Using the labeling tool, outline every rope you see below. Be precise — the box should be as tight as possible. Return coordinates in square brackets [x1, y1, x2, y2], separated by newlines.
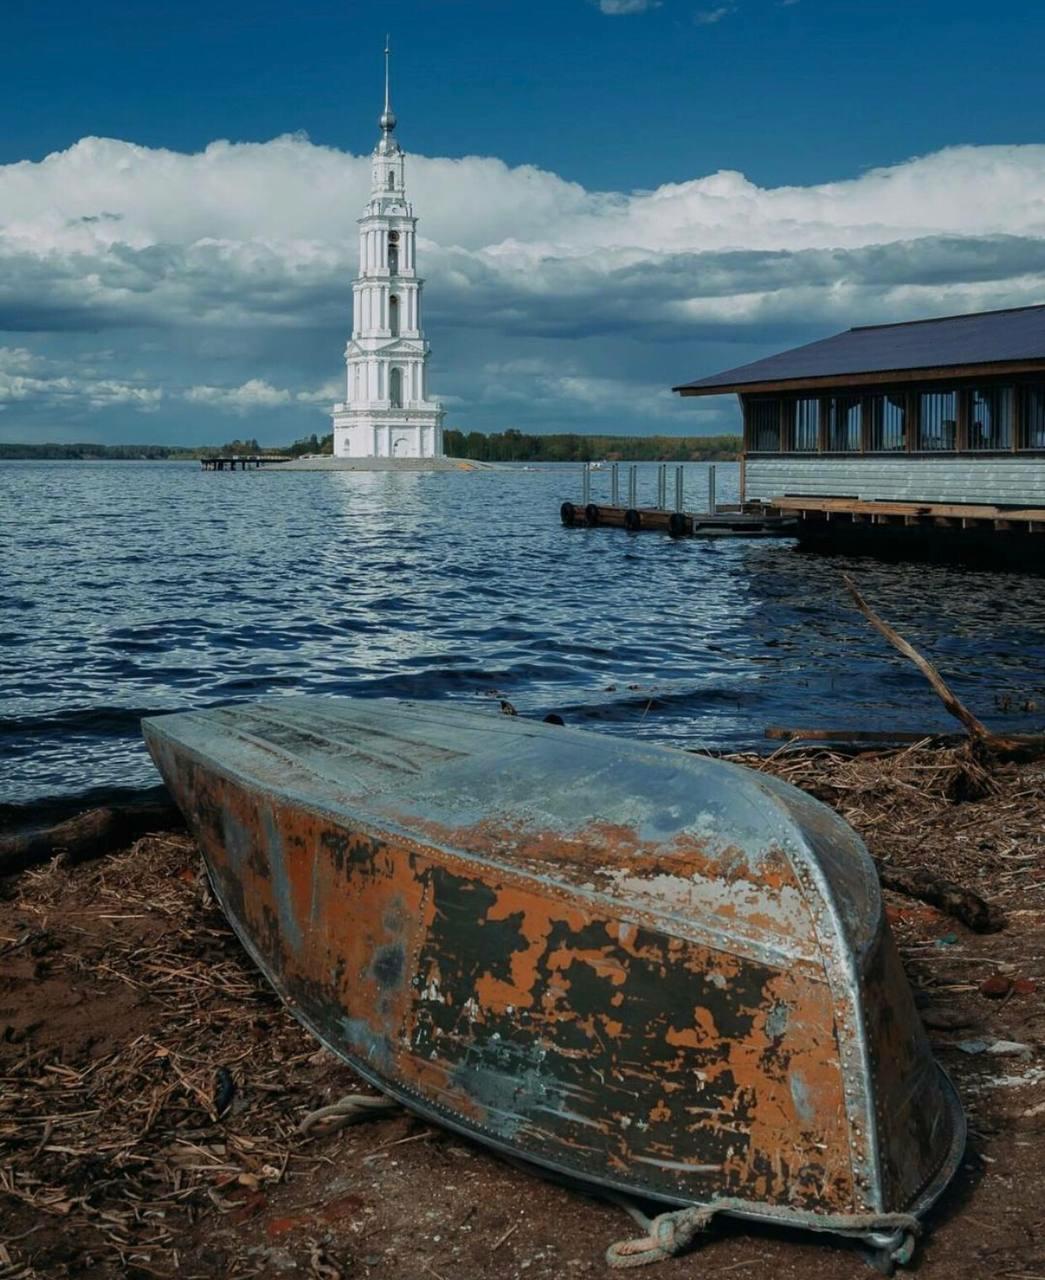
[297, 1092, 402, 1138]
[605, 1197, 922, 1270]
[606, 1205, 716, 1269]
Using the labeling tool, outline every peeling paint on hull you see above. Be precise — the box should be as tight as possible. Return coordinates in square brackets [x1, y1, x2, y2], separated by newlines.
[142, 697, 964, 1242]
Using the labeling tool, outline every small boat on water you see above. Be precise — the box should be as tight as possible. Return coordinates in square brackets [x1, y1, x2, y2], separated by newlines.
[143, 697, 963, 1269]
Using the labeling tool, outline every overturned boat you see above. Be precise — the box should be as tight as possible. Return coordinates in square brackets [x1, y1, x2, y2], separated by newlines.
[143, 697, 963, 1268]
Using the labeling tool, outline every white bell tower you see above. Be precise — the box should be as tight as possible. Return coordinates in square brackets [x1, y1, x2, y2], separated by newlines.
[332, 40, 445, 459]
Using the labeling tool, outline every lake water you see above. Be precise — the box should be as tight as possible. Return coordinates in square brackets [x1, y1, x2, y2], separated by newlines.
[2, 459, 1044, 806]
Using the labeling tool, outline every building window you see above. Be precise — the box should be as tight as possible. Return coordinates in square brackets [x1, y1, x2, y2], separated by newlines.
[387, 171, 395, 190]
[967, 386, 1013, 450]
[792, 398, 820, 451]
[747, 399, 780, 451]
[1020, 385, 1045, 449]
[827, 395, 861, 451]
[389, 295, 399, 336]
[390, 367, 403, 409]
[867, 394, 907, 451]
[918, 390, 957, 450]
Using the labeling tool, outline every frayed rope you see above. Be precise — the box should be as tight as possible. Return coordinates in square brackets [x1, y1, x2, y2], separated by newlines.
[606, 1198, 922, 1269]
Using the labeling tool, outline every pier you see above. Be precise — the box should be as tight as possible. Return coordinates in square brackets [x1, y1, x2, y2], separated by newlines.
[200, 455, 293, 471]
[560, 464, 798, 538]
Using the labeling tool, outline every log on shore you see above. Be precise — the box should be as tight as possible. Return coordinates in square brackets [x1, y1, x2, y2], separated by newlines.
[878, 863, 1003, 933]
[0, 793, 184, 877]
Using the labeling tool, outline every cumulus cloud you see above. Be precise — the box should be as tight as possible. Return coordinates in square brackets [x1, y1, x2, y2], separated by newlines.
[3, 134, 1045, 440]
[0, 345, 163, 414]
[185, 377, 339, 413]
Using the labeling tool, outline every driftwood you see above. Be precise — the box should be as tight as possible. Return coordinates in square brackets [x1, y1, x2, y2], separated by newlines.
[0, 797, 184, 877]
[842, 574, 1045, 761]
[765, 727, 954, 745]
[877, 863, 1002, 933]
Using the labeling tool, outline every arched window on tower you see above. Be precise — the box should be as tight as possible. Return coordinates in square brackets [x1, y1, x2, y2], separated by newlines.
[389, 295, 399, 337]
[390, 367, 403, 409]
[387, 170, 395, 190]
[388, 230, 399, 275]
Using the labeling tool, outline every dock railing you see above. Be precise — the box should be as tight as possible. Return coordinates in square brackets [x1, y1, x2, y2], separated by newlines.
[562, 463, 796, 539]
[580, 463, 717, 516]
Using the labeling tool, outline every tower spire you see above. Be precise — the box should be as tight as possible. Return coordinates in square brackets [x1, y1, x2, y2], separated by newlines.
[379, 36, 396, 136]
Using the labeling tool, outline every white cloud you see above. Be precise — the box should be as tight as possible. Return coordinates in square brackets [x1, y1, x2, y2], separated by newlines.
[4, 134, 1045, 440]
[598, 0, 660, 11]
[695, 5, 736, 23]
[0, 346, 163, 413]
[184, 377, 339, 413]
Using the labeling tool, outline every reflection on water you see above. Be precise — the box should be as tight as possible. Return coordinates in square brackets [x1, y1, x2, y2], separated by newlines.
[1, 460, 1043, 803]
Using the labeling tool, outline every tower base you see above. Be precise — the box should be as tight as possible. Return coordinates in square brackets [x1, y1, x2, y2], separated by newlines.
[331, 406, 445, 459]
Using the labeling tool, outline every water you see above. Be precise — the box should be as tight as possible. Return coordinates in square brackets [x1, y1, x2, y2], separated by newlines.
[2, 460, 1044, 805]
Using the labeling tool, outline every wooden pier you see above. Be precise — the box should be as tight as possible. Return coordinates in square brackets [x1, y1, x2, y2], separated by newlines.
[560, 502, 797, 538]
[768, 494, 1045, 533]
[768, 494, 1045, 567]
[200, 455, 293, 472]
[560, 463, 798, 539]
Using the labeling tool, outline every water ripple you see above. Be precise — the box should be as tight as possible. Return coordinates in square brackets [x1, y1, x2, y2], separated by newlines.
[1, 459, 1044, 804]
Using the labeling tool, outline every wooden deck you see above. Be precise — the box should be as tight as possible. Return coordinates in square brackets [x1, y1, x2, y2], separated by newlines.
[560, 502, 797, 538]
[768, 495, 1045, 532]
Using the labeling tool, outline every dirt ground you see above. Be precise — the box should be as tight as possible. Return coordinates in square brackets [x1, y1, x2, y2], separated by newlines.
[1, 745, 1044, 1280]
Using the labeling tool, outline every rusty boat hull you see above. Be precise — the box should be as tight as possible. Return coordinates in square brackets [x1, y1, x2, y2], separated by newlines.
[143, 697, 963, 1257]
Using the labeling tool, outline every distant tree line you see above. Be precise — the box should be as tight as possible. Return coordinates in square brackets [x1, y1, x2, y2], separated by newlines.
[284, 433, 334, 457]
[443, 428, 740, 462]
[0, 442, 196, 460]
[0, 429, 737, 463]
[0, 433, 335, 461]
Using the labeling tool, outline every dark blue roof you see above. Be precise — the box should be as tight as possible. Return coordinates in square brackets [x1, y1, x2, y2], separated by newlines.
[674, 304, 1045, 393]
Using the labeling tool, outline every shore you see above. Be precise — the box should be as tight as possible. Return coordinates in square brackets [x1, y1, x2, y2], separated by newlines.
[1, 743, 1043, 1279]
[265, 456, 497, 472]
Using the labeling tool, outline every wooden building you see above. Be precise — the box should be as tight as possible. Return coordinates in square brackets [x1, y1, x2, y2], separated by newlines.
[673, 305, 1045, 558]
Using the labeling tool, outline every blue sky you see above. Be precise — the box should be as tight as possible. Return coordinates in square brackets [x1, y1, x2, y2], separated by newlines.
[4, 0, 1045, 444]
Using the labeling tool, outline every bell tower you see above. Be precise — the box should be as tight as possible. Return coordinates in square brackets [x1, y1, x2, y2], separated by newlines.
[331, 39, 445, 459]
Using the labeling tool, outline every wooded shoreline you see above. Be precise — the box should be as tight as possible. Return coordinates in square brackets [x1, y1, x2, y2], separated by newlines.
[0, 430, 740, 464]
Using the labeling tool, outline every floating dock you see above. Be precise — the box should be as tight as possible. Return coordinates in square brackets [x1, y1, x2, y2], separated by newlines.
[560, 464, 798, 539]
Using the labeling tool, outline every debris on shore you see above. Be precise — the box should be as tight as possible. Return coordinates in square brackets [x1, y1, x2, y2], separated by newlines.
[1, 743, 1042, 1280]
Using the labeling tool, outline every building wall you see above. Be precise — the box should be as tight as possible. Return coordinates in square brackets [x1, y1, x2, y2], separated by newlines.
[332, 415, 443, 460]
[745, 456, 1045, 506]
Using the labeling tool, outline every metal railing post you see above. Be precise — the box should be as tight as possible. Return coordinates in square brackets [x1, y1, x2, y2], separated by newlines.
[611, 463, 619, 506]
[657, 464, 666, 509]
[628, 466, 637, 508]
[708, 464, 717, 515]
[674, 466, 684, 513]
[582, 462, 591, 506]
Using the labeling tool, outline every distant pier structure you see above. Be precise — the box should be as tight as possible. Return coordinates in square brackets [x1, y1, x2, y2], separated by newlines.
[200, 455, 292, 471]
[330, 40, 445, 461]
